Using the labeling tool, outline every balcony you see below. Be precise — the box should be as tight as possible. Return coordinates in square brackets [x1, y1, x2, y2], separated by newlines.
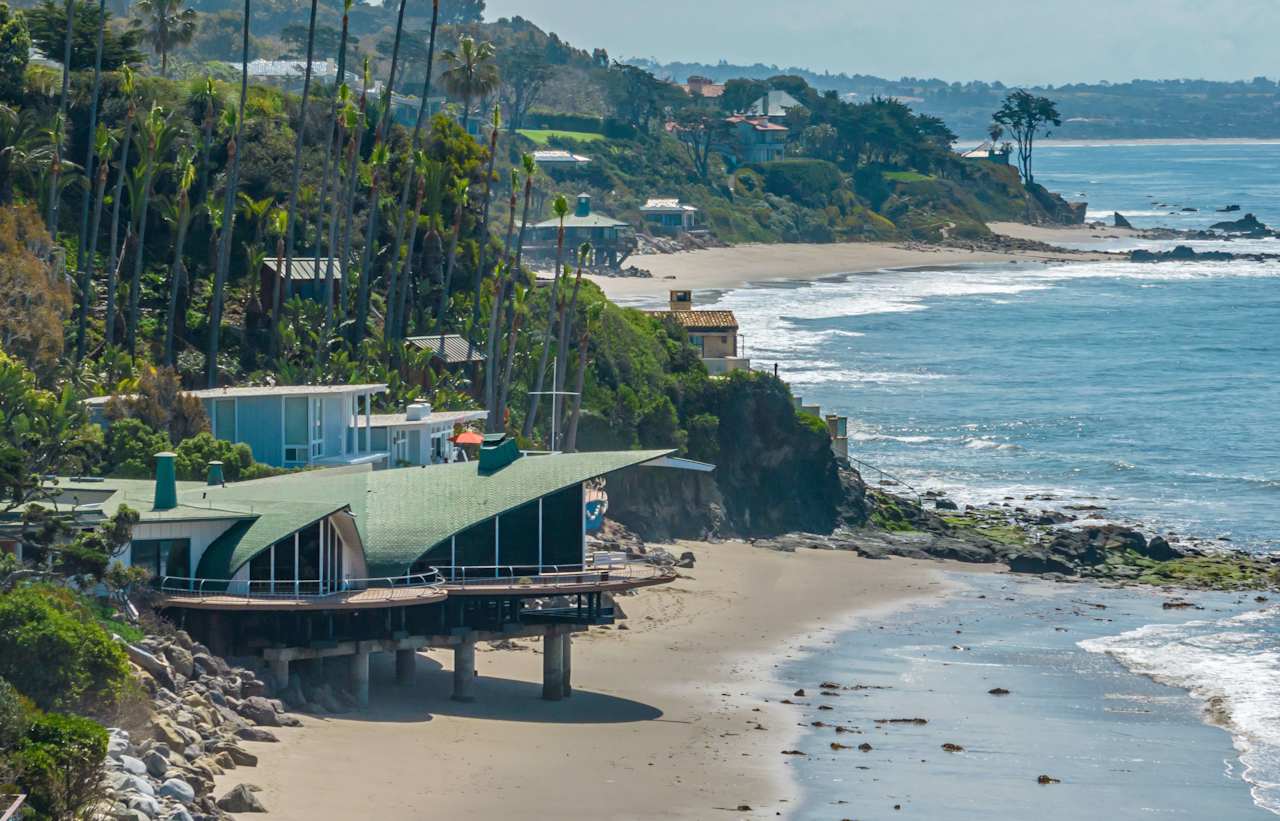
[435, 560, 676, 596]
[152, 573, 446, 611]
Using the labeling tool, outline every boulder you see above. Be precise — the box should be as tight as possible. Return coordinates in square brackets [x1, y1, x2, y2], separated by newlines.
[158, 778, 196, 805]
[126, 793, 162, 817]
[235, 696, 281, 727]
[234, 726, 279, 743]
[216, 784, 267, 813]
[119, 754, 148, 776]
[934, 498, 959, 511]
[675, 551, 696, 569]
[143, 749, 169, 779]
[123, 642, 177, 692]
[1007, 551, 1077, 575]
[163, 645, 195, 679]
[1140, 535, 1180, 562]
[1113, 212, 1134, 229]
[1211, 212, 1268, 233]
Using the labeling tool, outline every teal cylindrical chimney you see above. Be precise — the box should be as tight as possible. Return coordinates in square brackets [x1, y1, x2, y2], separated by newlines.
[575, 193, 591, 217]
[154, 452, 177, 510]
[206, 460, 225, 486]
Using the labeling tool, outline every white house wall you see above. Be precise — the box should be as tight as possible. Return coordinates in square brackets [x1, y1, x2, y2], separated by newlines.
[126, 519, 241, 579]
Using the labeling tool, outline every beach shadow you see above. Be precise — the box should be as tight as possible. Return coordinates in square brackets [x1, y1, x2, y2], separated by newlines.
[337, 653, 663, 725]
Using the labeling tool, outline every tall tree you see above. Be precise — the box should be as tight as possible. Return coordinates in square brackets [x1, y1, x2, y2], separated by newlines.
[465, 105, 499, 362]
[351, 0, 408, 349]
[521, 193, 567, 441]
[131, 0, 197, 77]
[73, 0, 107, 361]
[313, 0, 352, 341]
[384, 0, 440, 344]
[267, 205, 287, 358]
[992, 90, 1060, 185]
[439, 34, 498, 134]
[497, 43, 550, 133]
[103, 66, 137, 348]
[75, 124, 114, 360]
[205, 0, 249, 386]
[46, 0, 74, 232]
[434, 177, 467, 333]
[278, 0, 318, 305]
[551, 242, 587, 447]
[162, 144, 195, 364]
[124, 104, 175, 356]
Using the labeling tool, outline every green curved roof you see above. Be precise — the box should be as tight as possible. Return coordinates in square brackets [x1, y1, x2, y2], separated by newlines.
[186, 449, 672, 578]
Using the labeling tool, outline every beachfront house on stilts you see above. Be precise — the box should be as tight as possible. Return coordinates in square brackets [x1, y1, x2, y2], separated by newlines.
[40, 437, 705, 706]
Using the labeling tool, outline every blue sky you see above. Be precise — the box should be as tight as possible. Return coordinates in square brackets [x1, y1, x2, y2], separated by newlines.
[483, 0, 1278, 85]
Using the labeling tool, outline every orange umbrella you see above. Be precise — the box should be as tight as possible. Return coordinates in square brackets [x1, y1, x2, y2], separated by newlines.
[452, 430, 484, 445]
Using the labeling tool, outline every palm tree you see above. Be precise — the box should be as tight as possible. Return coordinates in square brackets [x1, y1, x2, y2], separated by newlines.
[267, 206, 288, 358]
[104, 67, 139, 348]
[321, 84, 355, 337]
[279, 0, 320, 303]
[74, 0, 109, 360]
[162, 145, 196, 364]
[466, 105, 500, 369]
[440, 35, 499, 134]
[352, 0, 409, 349]
[47, 0, 75, 232]
[551, 242, 589, 447]
[76, 124, 116, 360]
[494, 153, 536, 424]
[125, 105, 177, 356]
[191, 76, 218, 207]
[482, 165, 519, 428]
[388, 150, 434, 342]
[336, 67, 368, 322]
[132, 0, 198, 77]
[206, 0, 250, 387]
[521, 193, 569, 441]
[434, 177, 468, 333]
[385, 0, 441, 341]
[311, 0, 353, 336]
[0, 105, 54, 205]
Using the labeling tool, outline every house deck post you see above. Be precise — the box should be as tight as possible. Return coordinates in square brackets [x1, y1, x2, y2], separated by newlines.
[269, 657, 290, 691]
[542, 625, 564, 701]
[452, 635, 476, 702]
[350, 650, 370, 707]
[395, 648, 417, 686]
[561, 630, 572, 698]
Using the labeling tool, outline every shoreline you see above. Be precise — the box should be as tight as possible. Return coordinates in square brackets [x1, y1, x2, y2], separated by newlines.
[214, 542, 972, 820]
[588, 224, 1116, 303]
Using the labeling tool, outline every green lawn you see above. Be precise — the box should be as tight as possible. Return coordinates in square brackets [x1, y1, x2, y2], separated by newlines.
[883, 170, 935, 182]
[517, 129, 605, 145]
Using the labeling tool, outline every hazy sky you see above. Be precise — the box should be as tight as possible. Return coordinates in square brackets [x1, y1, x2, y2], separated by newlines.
[483, 0, 1278, 85]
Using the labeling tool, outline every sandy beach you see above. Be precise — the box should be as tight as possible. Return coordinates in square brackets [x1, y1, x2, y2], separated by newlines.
[589, 224, 1117, 303]
[216, 542, 975, 820]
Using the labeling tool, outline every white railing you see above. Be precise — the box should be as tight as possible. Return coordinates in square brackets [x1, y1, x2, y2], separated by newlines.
[434, 560, 671, 587]
[155, 571, 442, 600]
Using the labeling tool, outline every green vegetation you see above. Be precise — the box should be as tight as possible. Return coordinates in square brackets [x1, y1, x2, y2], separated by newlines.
[883, 170, 933, 183]
[11, 710, 109, 819]
[1107, 550, 1280, 590]
[516, 128, 603, 144]
[942, 511, 1030, 548]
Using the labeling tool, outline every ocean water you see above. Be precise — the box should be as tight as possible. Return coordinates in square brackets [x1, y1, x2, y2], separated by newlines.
[699, 142, 1280, 816]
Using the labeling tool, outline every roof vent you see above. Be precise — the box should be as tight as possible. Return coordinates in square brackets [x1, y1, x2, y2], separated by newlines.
[405, 402, 432, 421]
[575, 193, 591, 217]
[478, 432, 521, 473]
[207, 460, 225, 486]
[154, 452, 177, 510]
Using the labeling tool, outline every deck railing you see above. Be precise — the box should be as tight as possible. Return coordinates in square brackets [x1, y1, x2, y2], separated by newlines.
[154, 571, 442, 600]
[434, 560, 671, 587]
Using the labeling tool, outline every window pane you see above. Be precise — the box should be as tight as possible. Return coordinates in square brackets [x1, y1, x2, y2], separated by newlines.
[164, 540, 190, 579]
[297, 523, 320, 595]
[274, 537, 295, 592]
[284, 397, 308, 444]
[249, 549, 273, 594]
[132, 541, 159, 577]
[371, 428, 388, 451]
[213, 400, 236, 441]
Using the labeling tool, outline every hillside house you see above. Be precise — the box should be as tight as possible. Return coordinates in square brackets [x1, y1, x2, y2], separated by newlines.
[524, 194, 637, 268]
[639, 198, 700, 235]
[259, 257, 342, 307]
[367, 404, 486, 467]
[648, 290, 749, 374]
[724, 116, 789, 164]
[744, 90, 802, 120]
[681, 75, 725, 99]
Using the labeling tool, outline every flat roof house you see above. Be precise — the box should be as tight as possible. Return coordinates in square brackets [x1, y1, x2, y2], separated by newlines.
[648, 290, 750, 375]
[639, 198, 700, 236]
[259, 257, 342, 308]
[366, 403, 486, 467]
[43, 439, 707, 704]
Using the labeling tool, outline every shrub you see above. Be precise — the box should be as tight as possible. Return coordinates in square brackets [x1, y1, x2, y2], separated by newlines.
[174, 432, 254, 481]
[14, 712, 107, 820]
[0, 676, 31, 753]
[0, 585, 132, 716]
[0, 3, 29, 102]
[762, 159, 844, 207]
[104, 417, 170, 478]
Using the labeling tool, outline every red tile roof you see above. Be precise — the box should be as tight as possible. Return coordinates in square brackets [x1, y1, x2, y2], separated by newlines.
[649, 310, 739, 330]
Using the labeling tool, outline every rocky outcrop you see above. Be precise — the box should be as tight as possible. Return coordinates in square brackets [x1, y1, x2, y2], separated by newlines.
[1113, 212, 1134, 229]
[99, 629, 290, 820]
[1210, 212, 1272, 235]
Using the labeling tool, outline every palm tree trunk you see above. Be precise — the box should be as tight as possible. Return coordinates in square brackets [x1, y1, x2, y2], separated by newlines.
[564, 329, 589, 452]
[125, 162, 156, 356]
[521, 219, 565, 440]
[77, 159, 109, 360]
[435, 200, 463, 333]
[104, 109, 135, 348]
[73, 0, 108, 361]
[107, 228, 131, 344]
[269, 232, 285, 358]
[385, 0, 440, 342]
[392, 178, 426, 343]
[206, 0, 251, 387]
[352, 0, 408, 348]
[163, 195, 191, 364]
[494, 173, 533, 424]
[466, 120, 498, 363]
[280, 0, 319, 303]
[315, 1, 350, 340]
[482, 181, 518, 429]
[47, 0, 74, 233]
[551, 261, 585, 447]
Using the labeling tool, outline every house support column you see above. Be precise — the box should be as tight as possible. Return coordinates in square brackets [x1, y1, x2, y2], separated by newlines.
[395, 649, 417, 686]
[350, 650, 371, 707]
[269, 657, 290, 691]
[561, 631, 572, 698]
[542, 625, 564, 701]
[452, 636, 476, 702]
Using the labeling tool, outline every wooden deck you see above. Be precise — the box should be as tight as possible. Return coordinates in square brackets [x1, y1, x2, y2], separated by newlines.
[441, 565, 676, 597]
[155, 584, 447, 611]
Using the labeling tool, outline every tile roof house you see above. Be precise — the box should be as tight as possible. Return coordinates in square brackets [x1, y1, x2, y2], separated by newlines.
[647, 290, 750, 375]
[724, 116, 789, 164]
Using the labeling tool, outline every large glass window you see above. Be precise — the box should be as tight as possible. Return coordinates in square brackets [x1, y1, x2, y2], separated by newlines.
[296, 523, 320, 595]
[132, 539, 191, 583]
